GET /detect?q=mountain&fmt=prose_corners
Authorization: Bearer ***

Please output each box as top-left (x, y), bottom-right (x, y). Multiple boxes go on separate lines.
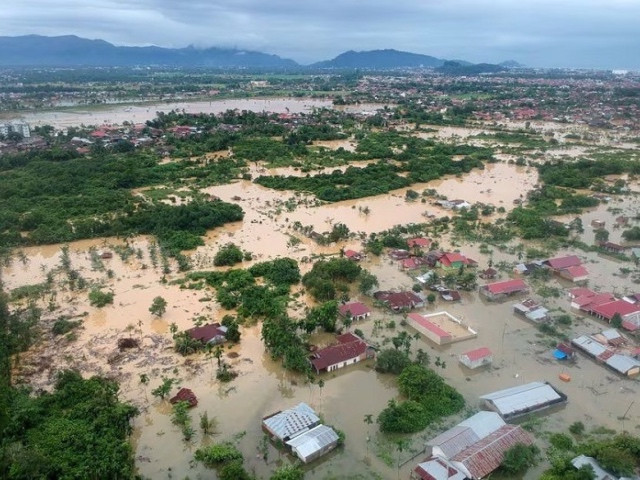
top-left (311, 49), bottom-right (445, 69)
top-left (436, 61), bottom-right (505, 75)
top-left (499, 60), bottom-right (525, 68)
top-left (0, 35), bottom-right (298, 68)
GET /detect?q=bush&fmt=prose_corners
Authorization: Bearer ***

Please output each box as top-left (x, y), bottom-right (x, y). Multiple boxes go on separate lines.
top-left (375, 349), bottom-right (411, 374)
top-left (52, 317), bottom-right (82, 336)
top-left (214, 243), bottom-right (244, 266)
top-left (500, 443), bottom-right (539, 475)
top-left (88, 289), bottom-right (114, 307)
top-left (569, 421), bottom-right (585, 436)
top-left (270, 465), bottom-right (304, 480)
top-left (194, 442), bottom-right (243, 468)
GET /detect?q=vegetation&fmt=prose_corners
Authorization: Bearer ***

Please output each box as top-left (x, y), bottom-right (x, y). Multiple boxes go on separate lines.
top-left (375, 348), bottom-right (411, 374)
top-left (377, 364), bottom-right (464, 433)
top-left (270, 464), bottom-right (305, 480)
top-left (302, 257), bottom-right (362, 301)
top-left (214, 243), bottom-right (245, 266)
top-left (499, 443), bottom-right (539, 475)
top-left (88, 288), bottom-right (114, 307)
top-left (149, 296), bottom-right (168, 317)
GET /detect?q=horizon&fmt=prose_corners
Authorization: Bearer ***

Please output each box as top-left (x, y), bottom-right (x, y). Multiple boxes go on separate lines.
top-left (1, 1), bottom-right (639, 70)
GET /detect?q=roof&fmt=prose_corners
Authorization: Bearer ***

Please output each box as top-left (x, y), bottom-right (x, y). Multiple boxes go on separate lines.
top-left (310, 334), bottom-right (368, 371)
top-left (169, 388), bottom-right (198, 407)
top-left (451, 425), bottom-right (533, 479)
top-left (186, 323), bottom-right (226, 343)
top-left (414, 457), bottom-right (466, 480)
top-left (408, 313), bottom-right (451, 339)
top-left (263, 403), bottom-right (319, 441)
top-left (591, 299), bottom-right (640, 320)
top-left (546, 255), bottom-right (582, 269)
top-left (563, 265), bottom-right (589, 278)
top-left (571, 455), bottom-right (617, 480)
top-left (484, 279), bottom-right (528, 295)
top-left (339, 302), bottom-right (371, 317)
top-left (605, 354), bottom-right (640, 375)
top-left (343, 249), bottom-right (361, 259)
top-left (461, 347), bottom-right (493, 362)
top-left (286, 424), bottom-right (339, 460)
top-left (572, 335), bottom-right (608, 357)
top-left (601, 328), bottom-right (624, 345)
top-left (375, 291), bottom-right (423, 309)
top-left (569, 287), bottom-right (595, 299)
top-left (480, 381), bottom-right (563, 417)
top-left (408, 237), bottom-right (431, 248)
top-left (428, 426), bottom-right (479, 458)
top-left (458, 411), bottom-right (505, 440)
top-left (440, 252), bottom-right (467, 267)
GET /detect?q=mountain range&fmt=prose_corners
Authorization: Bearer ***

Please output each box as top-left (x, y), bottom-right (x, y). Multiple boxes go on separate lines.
top-left (0, 35), bottom-right (521, 71)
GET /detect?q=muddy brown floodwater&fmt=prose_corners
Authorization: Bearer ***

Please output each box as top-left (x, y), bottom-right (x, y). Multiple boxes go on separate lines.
top-left (4, 120), bottom-right (640, 480)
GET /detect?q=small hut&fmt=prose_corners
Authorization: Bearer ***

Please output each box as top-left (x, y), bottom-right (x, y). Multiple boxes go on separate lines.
top-left (170, 388), bottom-right (198, 407)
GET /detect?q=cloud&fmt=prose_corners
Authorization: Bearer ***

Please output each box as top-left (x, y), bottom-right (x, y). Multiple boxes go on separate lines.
top-left (0, 0), bottom-right (639, 68)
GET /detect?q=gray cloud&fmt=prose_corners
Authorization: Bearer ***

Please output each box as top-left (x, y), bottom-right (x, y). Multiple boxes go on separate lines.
top-left (0, 0), bottom-right (638, 68)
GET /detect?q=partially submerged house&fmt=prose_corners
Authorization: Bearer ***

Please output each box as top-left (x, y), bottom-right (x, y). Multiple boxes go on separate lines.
top-left (263, 403), bottom-right (339, 463)
top-left (186, 323), bottom-right (228, 345)
top-left (309, 332), bottom-right (375, 374)
top-left (262, 403), bottom-right (320, 442)
top-left (285, 424), bottom-right (340, 463)
top-left (415, 411), bottom-right (533, 480)
top-left (571, 335), bottom-right (640, 377)
top-left (479, 267), bottom-right (498, 280)
top-left (459, 347), bottom-right (493, 369)
top-left (479, 279), bottom-right (529, 301)
top-left (374, 290), bottom-right (425, 312)
top-left (343, 249), bottom-right (364, 261)
top-left (513, 299), bottom-right (550, 323)
top-left (438, 252), bottom-right (477, 270)
top-left (338, 302), bottom-right (371, 322)
top-left (480, 381), bottom-right (567, 420)
top-left (407, 237), bottom-right (432, 250)
top-left (169, 388), bottom-right (198, 407)
top-left (407, 312), bottom-right (477, 346)
top-left (545, 255), bottom-right (589, 283)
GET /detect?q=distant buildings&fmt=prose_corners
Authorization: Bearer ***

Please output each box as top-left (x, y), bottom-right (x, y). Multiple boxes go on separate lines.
top-left (0, 121), bottom-right (30, 138)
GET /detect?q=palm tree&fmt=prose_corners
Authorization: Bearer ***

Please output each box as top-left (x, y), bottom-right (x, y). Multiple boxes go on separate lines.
top-left (363, 414), bottom-right (373, 457)
top-left (396, 439), bottom-right (409, 479)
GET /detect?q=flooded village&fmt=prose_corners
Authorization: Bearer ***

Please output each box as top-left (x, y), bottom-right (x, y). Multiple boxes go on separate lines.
top-left (2, 70), bottom-right (640, 480)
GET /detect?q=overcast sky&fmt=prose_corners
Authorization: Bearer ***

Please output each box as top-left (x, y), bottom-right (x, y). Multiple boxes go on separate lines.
top-left (1, 0), bottom-right (639, 69)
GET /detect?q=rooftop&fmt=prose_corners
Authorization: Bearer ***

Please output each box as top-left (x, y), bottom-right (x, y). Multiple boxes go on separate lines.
top-left (263, 403), bottom-right (319, 441)
top-left (483, 278), bottom-right (528, 295)
top-left (480, 381), bottom-right (565, 418)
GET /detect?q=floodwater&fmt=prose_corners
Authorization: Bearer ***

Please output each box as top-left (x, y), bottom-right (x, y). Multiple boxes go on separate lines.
top-left (6, 98), bottom-right (384, 129)
top-left (5, 116), bottom-right (640, 479)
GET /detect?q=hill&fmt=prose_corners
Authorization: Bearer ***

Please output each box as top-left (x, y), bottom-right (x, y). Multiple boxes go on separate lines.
top-left (311, 49), bottom-right (445, 69)
top-left (0, 35), bottom-right (298, 68)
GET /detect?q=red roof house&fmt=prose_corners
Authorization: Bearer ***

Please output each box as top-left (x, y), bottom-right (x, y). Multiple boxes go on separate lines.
top-left (338, 302), bottom-right (371, 321)
top-left (459, 347), bottom-right (493, 369)
top-left (374, 291), bottom-right (425, 311)
top-left (407, 237), bottom-right (432, 249)
top-left (343, 249), bottom-right (363, 261)
top-left (186, 323), bottom-right (227, 345)
top-left (480, 279), bottom-right (528, 301)
top-left (309, 332), bottom-right (374, 374)
top-left (558, 265), bottom-right (589, 283)
top-left (546, 255), bottom-right (582, 270)
top-left (451, 425), bottom-right (533, 479)
top-left (591, 300), bottom-right (640, 325)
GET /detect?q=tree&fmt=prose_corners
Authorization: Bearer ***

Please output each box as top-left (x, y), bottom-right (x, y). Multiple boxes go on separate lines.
top-left (595, 228), bottom-right (610, 243)
top-left (270, 464), bottom-right (304, 480)
top-left (151, 377), bottom-right (175, 400)
top-left (358, 271), bottom-right (379, 295)
top-left (214, 243), bottom-right (244, 266)
top-left (611, 313), bottom-right (623, 329)
top-left (221, 315), bottom-right (241, 343)
top-left (375, 349), bottom-right (411, 374)
top-left (364, 414), bottom-right (374, 456)
top-left (149, 296), bottom-right (168, 317)
top-left (500, 443), bottom-right (539, 475)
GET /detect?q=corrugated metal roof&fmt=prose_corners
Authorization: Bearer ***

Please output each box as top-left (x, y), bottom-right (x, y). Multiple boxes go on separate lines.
top-left (414, 457), bottom-right (467, 480)
top-left (572, 335), bottom-right (608, 357)
top-left (458, 411), bottom-right (505, 440)
top-left (479, 381), bottom-right (563, 417)
top-left (428, 426), bottom-right (480, 458)
top-left (263, 403), bottom-right (319, 440)
top-left (286, 424), bottom-right (339, 461)
top-left (605, 354), bottom-right (640, 375)
top-left (452, 425), bottom-right (533, 479)
top-left (571, 455), bottom-right (617, 480)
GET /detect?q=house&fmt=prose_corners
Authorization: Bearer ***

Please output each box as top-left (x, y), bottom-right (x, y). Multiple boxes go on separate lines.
top-left (407, 312), bottom-right (476, 346)
top-left (568, 287), bottom-right (595, 300)
top-left (338, 302), bottom-right (371, 322)
top-left (343, 249), bottom-right (363, 261)
top-left (416, 271), bottom-right (436, 285)
top-left (480, 381), bottom-right (567, 420)
top-left (599, 328), bottom-right (626, 347)
top-left (389, 249), bottom-right (410, 260)
top-left (513, 298), bottom-right (550, 323)
top-left (401, 256), bottom-right (429, 270)
top-left (451, 425), bottom-right (534, 479)
top-left (418, 411), bottom-right (533, 480)
top-left (438, 252), bottom-right (476, 270)
top-left (169, 388), bottom-right (198, 407)
top-left (412, 457), bottom-right (467, 480)
top-left (571, 336), bottom-right (640, 377)
top-left (554, 342), bottom-right (575, 360)
top-left (479, 268), bottom-right (498, 280)
top-left (459, 347), bottom-right (493, 369)
top-left (599, 242), bottom-right (626, 254)
top-left (285, 424), bottom-right (340, 463)
top-left (262, 403), bottom-right (320, 442)
top-left (374, 290), bottom-right (425, 311)
top-left (558, 265), bottom-right (589, 284)
top-left (571, 291), bottom-right (615, 312)
top-left (615, 216), bottom-right (629, 227)
top-left (407, 237), bottom-right (432, 249)
top-left (590, 300), bottom-right (640, 330)
top-left (186, 323), bottom-right (228, 345)
top-left (571, 455), bottom-right (617, 480)
top-left (408, 313), bottom-right (453, 345)
top-left (479, 279), bottom-right (528, 301)
top-left (631, 248), bottom-right (640, 261)
top-left (545, 255), bottom-right (582, 270)
top-left (441, 290), bottom-right (462, 302)
top-left (513, 261), bottom-right (545, 276)
top-left (591, 219), bottom-right (606, 229)
top-left (309, 332), bottom-right (375, 374)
